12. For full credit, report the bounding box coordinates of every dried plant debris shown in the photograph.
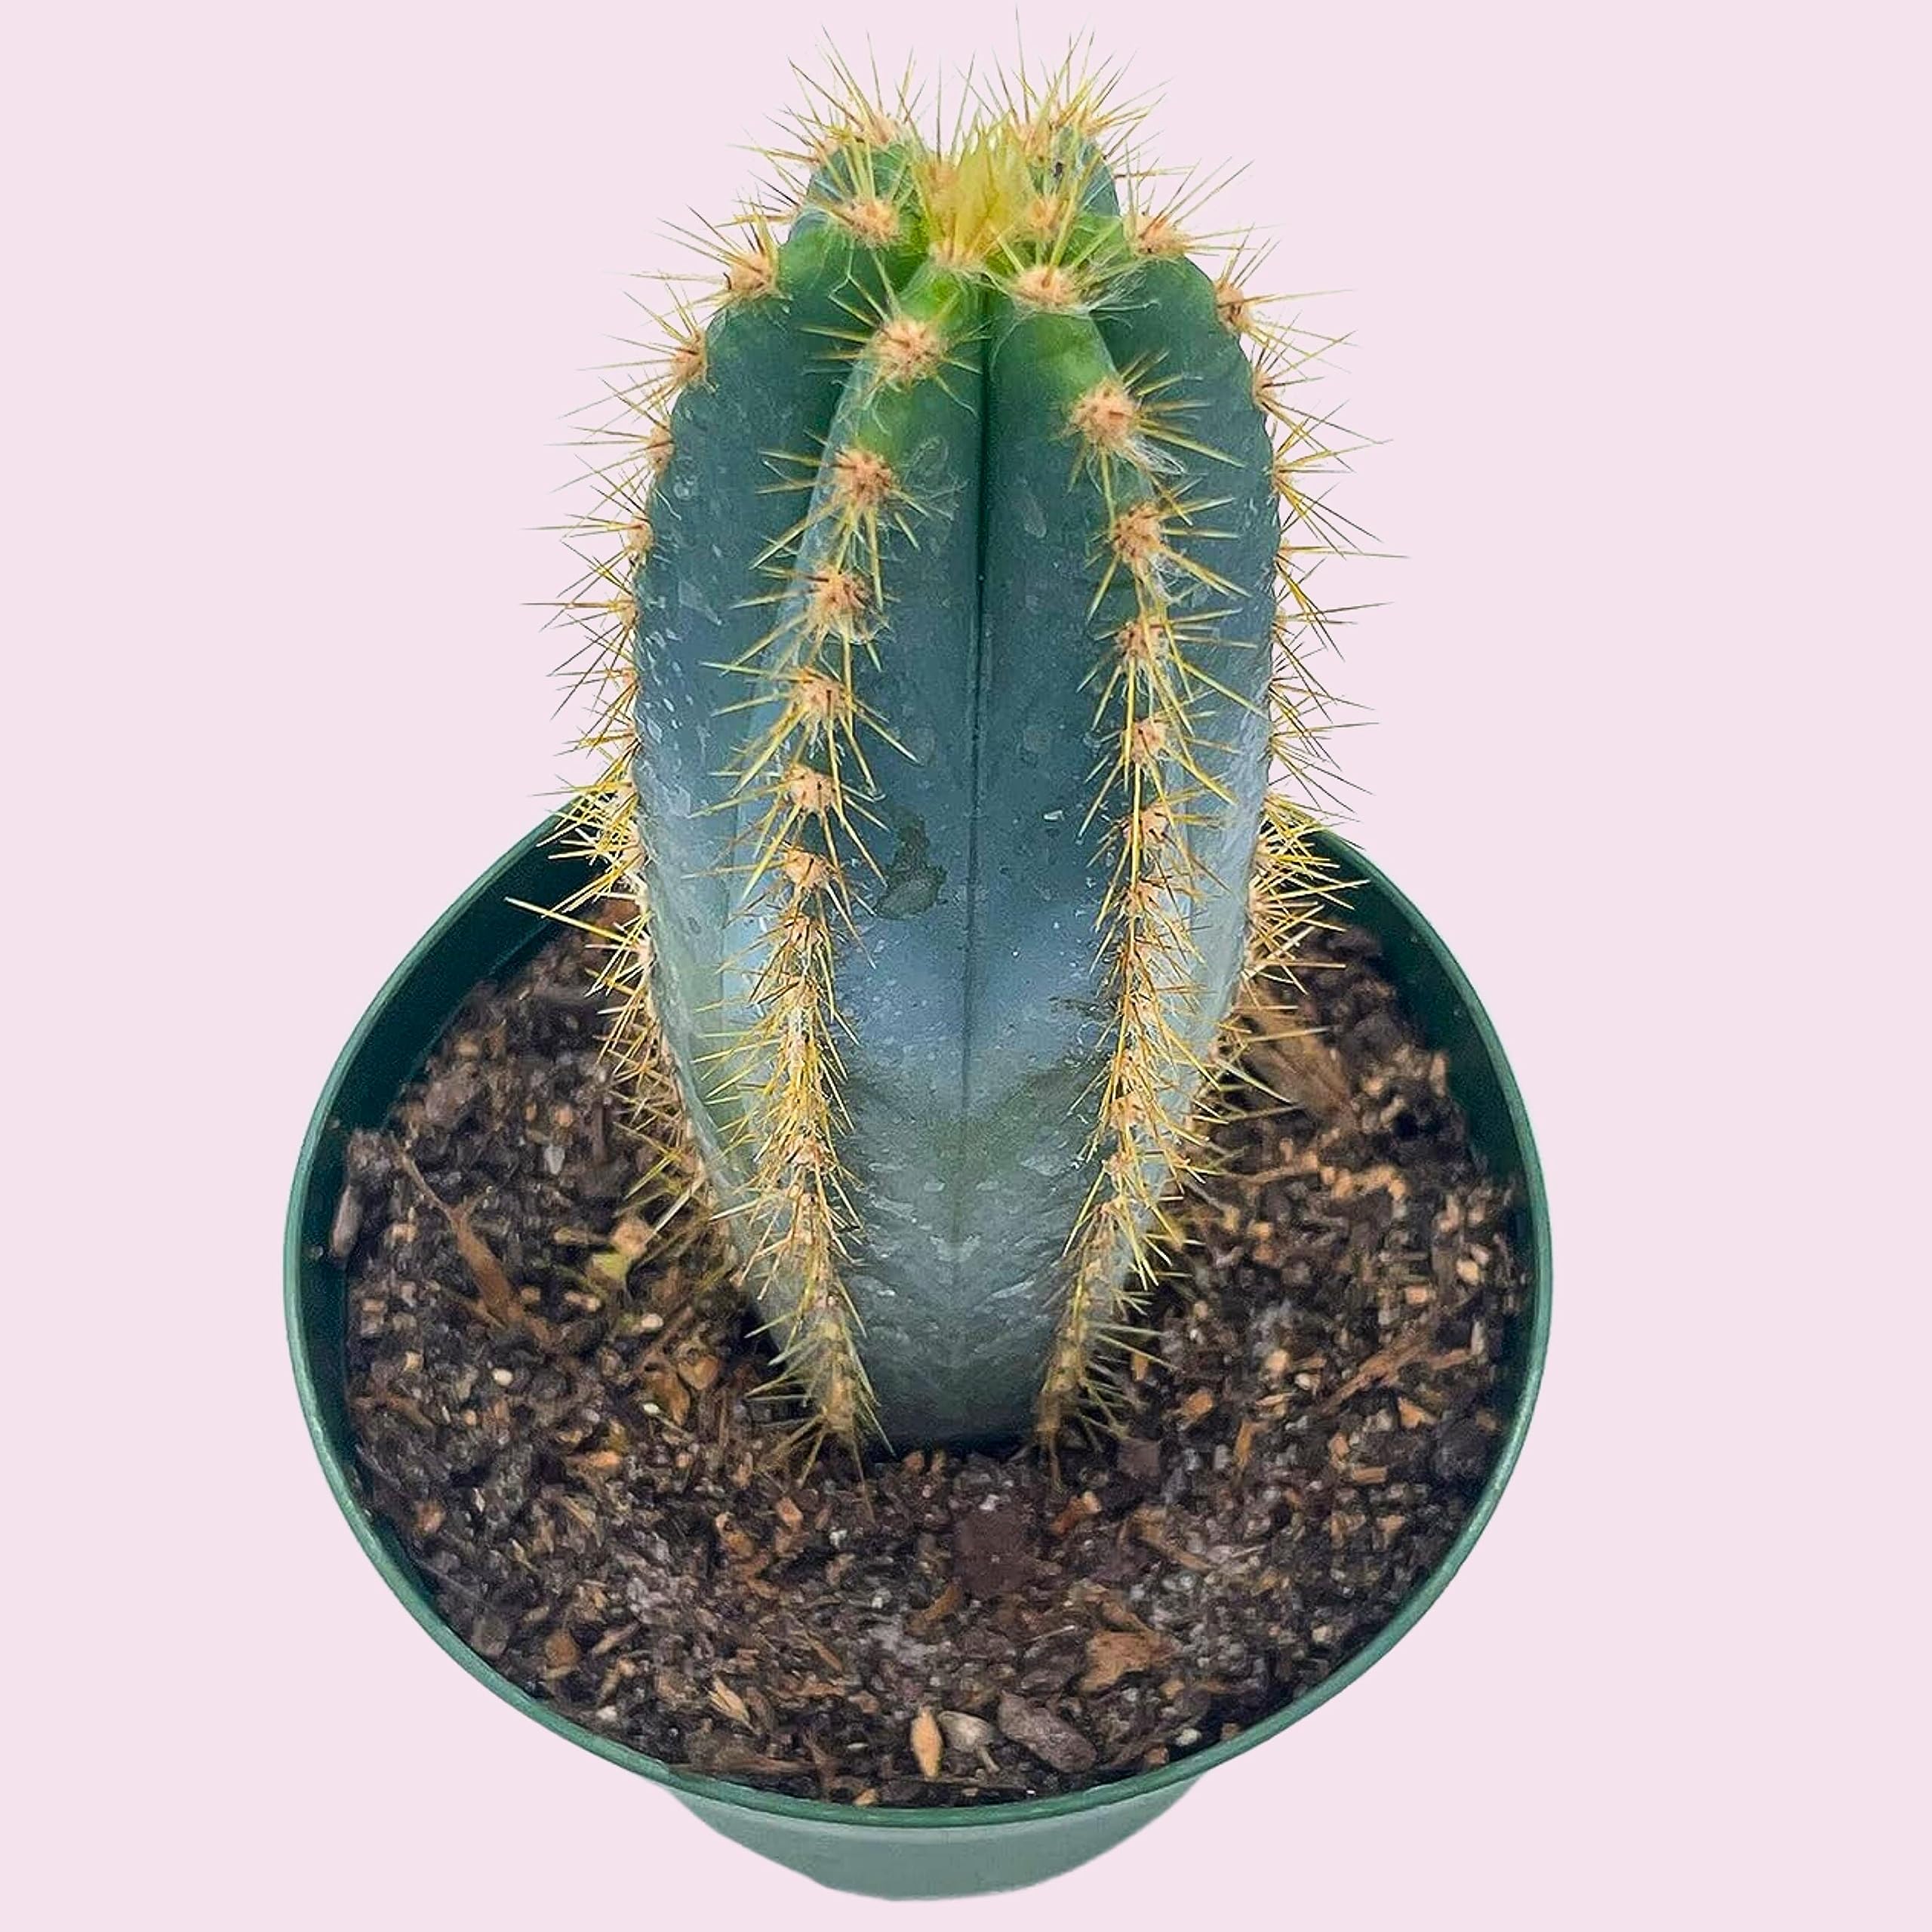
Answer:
[341,921,1525,1805]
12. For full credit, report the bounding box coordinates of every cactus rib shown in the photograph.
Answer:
[709,261,983,1444]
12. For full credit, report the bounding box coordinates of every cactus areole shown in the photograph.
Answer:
[561,60,1346,1451]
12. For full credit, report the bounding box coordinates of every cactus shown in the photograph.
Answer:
[558,53,1346,1454]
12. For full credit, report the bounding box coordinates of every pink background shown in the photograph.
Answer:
[6,1,1924,1923]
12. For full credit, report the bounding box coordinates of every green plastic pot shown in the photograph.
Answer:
[286,818,1550,1899]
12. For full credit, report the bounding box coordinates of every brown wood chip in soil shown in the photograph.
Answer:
[340,918,1527,1806]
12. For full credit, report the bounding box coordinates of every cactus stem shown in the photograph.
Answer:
[556,47,1360,1454]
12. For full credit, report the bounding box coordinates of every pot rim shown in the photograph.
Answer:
[285,817,1550,1830]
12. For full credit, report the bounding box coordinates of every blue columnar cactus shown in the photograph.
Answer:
[560,54,1344,1453]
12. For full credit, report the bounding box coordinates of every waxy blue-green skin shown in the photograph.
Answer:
[631,159,1276,1443]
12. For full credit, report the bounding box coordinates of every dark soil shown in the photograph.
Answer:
[339,916,1527,1805]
